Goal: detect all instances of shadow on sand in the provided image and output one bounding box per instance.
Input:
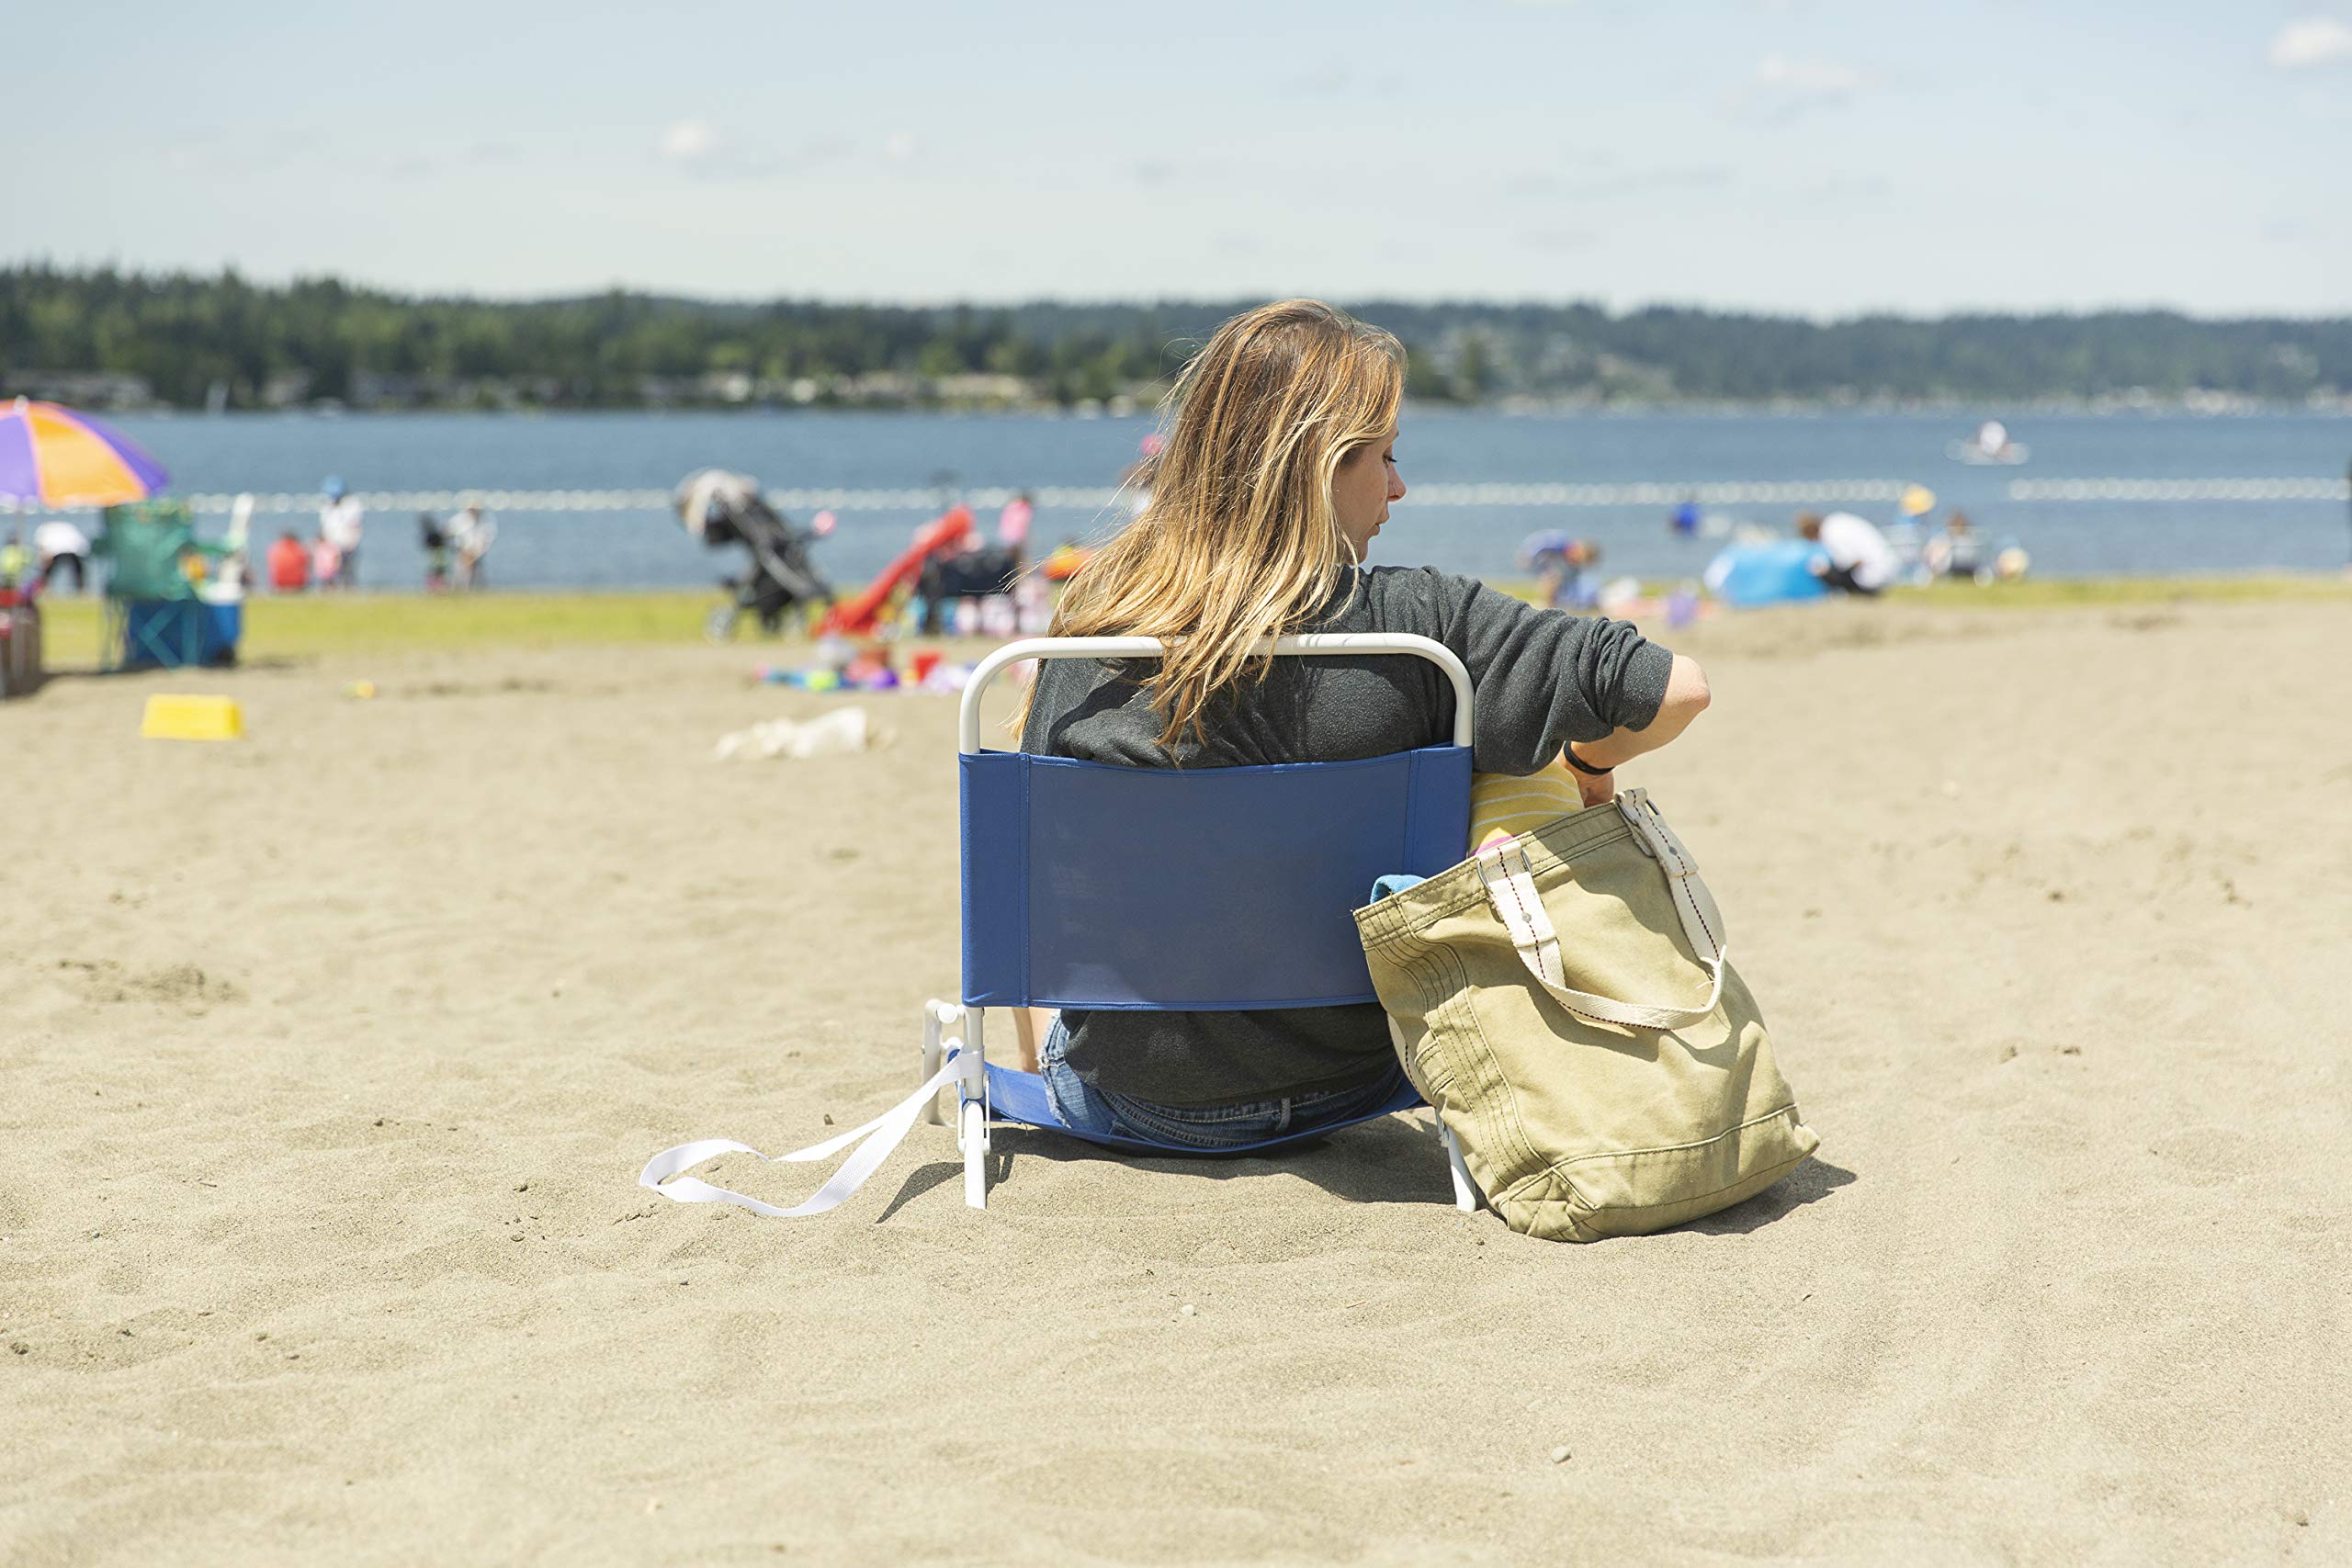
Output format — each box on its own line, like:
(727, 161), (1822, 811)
(880, 1119), (1856, 1233)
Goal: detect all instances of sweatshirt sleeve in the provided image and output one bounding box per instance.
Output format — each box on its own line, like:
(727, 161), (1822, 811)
(1420, 570), (1676, 775)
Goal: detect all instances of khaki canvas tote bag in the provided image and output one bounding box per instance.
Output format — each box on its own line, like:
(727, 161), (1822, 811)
(1355, 789), (1818, 1242)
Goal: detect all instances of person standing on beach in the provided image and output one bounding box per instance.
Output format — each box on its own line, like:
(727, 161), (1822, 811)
(448, 502), (497, 592)
(419, 513), (450, 592)
(34, 519), (91, 593)
(0, 527), (27, 589)
(320, 479), (364, 590)
(997, 490), (1035, 568)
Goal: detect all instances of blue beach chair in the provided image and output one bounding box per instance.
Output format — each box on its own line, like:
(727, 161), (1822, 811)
(639, 634), (1483, 1218)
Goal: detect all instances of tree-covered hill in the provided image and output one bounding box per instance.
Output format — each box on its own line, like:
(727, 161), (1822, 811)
(3, 265), (2346, 412)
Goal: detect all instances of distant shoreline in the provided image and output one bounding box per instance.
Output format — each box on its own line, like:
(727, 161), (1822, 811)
(14, 267), (2349, 413)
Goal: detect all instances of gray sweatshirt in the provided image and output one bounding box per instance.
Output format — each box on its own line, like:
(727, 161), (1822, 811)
(1020, 564), (1675, 1106)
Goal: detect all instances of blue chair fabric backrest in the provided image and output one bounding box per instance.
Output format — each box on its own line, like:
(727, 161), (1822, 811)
(961, 743), (1472, 1010)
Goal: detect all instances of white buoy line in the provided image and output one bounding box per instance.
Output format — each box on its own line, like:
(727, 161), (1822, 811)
(2005, 477), (2352, 502)
(167, 478), (1914, 516)
(115, 474), (2352, 516)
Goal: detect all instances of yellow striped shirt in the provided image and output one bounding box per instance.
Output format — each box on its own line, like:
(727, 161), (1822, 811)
(1468, 761), (1590, 851)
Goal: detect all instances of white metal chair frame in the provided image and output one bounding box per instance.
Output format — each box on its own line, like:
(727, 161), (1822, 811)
(926, 632), (1484, 1213)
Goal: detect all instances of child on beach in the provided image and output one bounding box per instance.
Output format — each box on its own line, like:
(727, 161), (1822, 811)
(311, 534), (343, 591)
(267, 531), (311, 592)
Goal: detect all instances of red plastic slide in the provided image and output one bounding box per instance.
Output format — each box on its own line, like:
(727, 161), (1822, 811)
(819, 504), (974, 637)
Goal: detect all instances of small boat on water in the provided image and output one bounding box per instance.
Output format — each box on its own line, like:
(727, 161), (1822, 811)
(1947, 419), (2030, 465)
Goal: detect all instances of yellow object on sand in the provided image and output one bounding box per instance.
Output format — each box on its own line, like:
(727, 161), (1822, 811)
(140, 694), (245, 741)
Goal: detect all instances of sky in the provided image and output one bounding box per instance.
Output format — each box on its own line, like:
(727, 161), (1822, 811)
(10, 0), (2352, 318)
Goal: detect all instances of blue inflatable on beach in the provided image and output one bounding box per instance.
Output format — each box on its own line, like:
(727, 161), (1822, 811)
(1705, 540), (1830, 608)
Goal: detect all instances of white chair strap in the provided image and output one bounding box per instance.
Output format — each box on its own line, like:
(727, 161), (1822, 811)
(639, 1049), (981, 1219)
(1475, 791), (1727, 1032)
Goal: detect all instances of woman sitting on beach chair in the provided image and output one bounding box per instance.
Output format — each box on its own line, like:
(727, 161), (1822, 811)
(1009, 299), (1714, 1149)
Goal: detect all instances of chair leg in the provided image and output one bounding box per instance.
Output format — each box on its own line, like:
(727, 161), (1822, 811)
(1442, 1123), (1479, 1213)
(920, 1000), (956, 1126)
(960, 1009), (989, 1210)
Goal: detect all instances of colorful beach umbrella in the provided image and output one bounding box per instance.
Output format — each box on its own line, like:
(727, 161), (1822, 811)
(0, 398), (171, 508)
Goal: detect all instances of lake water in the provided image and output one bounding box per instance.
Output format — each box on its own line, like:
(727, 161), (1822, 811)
(90, 409), (2352, 591)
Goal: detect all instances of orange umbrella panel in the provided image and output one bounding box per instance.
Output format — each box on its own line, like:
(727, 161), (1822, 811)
(0, 399), (171, 509)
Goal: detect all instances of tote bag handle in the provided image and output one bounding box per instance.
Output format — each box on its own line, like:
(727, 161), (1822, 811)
(1475, 790), (1728, 1032)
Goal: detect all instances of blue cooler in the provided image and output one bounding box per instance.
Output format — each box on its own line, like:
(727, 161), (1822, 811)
(121, 599), (242, 670)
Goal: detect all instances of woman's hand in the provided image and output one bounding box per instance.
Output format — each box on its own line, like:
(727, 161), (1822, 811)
(1566, 743), (1617, 807)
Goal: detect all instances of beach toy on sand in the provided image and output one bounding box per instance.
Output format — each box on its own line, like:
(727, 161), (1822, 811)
(347, 680), (378, 699)
(140, 694), (244, 741)
(820, 506), (974, 637)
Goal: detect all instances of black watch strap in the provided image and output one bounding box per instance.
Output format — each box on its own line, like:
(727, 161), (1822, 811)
(1564, 749), (1614, 777)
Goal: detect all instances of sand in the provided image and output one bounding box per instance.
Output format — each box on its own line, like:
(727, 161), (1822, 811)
(3, 597), (2346, 1565)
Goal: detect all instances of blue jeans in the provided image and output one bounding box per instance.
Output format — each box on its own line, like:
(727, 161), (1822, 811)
(1038, 1018), (1408, 1152)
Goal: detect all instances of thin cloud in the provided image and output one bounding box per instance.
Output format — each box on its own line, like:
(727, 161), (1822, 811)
(1518, 228), (1599, 252)
(1281, 67), (1351, 96)
(1755, 52), (1864, 97)
(1509, 164), (1728, 200)
(1735, 52), (1867, 122)
(653, 119), (790, 179)
(1800, 173), (1893, 208)
(659, 120), (720, 163)
(2268, 17), (2352, 69)
(1572, 166), (1732, 197)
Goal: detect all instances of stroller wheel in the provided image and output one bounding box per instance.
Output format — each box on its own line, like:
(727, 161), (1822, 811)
(705, 605), (740, 644)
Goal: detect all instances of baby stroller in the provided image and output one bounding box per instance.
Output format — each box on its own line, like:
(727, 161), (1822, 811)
(674, 469), (833, 641)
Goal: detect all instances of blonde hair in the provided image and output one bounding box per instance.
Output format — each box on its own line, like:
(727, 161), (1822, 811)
(1023, 299), (1404, 749)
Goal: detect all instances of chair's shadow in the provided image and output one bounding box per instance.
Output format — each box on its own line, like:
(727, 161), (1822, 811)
(879, 1128), (1858, 1233)
(876, 1113), (1477, 1222)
